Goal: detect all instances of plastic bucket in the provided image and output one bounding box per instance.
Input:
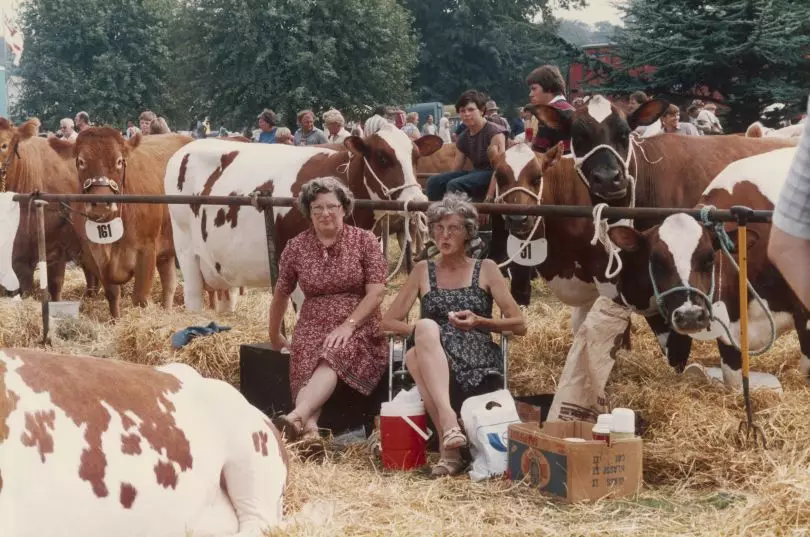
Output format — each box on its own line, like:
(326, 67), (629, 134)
(49, 301), (80, 319)
(379, 401), (430, 470)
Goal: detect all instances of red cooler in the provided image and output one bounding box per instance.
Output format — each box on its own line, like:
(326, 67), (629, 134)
(379, 401), (430, 470)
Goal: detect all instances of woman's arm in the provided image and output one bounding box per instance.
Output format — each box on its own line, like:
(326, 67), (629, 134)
(267, 291), (291, 348)
(381, 262), (425, 336)
(451, 259), (526, 335)
(452, 149), (467, 172)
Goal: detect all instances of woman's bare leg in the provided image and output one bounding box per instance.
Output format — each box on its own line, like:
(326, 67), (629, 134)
(291, 360), (338, 429)
(412, 319), (458, 433)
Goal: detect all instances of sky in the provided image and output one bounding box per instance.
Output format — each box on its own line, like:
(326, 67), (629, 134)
(556, 0), (625, 26)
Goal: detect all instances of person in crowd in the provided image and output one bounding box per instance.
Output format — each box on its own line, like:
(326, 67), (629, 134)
(697, 102), (723, 134)
(525, 64), (575, 154)
(275, 127), (294, 145)
(351, 120), (365, 138)
(484, 100), (510, 132)
(401, 112), (421, 140)
(74, 111), (91, 132)
(438, 113), (452, 144)
(382, 193), (526, 476)
(323, 109), (351, 144)
(268, 178), (388, 441)
(422, 114), (437, 136)
(125, 120), (141, 140)
(510, 108), (525, 140)
(687, 102), (703, 130)
(139, 110), (156, 134)
(149, 117), (170, 134)
(627, 91), (649, 114)
(294, 109), (328, 146)
(257, 109), (278, 143)
(660, 104), (700, 135)
(425, 90), (507, 201)
(59, 118), (78, 142)
(769, 99), (810, 309)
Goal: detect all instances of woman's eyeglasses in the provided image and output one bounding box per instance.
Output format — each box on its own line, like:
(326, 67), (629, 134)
(311, 203), (342, 215)
(432, 224), (464, 236)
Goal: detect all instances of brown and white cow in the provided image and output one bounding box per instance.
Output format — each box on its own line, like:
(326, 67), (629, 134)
(745, 120), (805, 139)
(166, 124), (443, 312)
(608, 147), (810, 388)
(0, 347), (287, 536)
(0, 118), (98, 299)
(49, 129), (192, 318)
(528, 95), (796, 213)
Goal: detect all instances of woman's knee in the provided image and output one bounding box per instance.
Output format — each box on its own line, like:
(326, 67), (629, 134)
(414, 318), (441, 343)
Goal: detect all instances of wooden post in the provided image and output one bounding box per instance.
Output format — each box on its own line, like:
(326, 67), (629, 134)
(35, 200), (50, 344)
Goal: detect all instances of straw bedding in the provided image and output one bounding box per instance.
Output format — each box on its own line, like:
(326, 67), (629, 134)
(1, 267), (808, 536)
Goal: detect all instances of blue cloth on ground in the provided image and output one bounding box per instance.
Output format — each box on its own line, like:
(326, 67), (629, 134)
(171, 321), (232, 349)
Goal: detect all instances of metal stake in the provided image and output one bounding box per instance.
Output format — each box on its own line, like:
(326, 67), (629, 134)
(34, 200), (50, 344)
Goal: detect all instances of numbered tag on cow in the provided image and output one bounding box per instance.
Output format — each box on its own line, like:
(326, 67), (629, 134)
(86, 217), (125, 244)
(506, 234), (548, 266)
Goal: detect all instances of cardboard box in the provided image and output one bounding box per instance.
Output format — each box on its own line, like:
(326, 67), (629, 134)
(507, 421), (642, 503)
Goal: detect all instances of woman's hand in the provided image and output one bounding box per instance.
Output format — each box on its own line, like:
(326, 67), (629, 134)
(269, 333), (290, 351)
(449, 310), (478, 331)
(324, 322), (356, 349)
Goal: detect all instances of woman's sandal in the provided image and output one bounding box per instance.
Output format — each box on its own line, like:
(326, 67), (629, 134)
(272, 413), (303, 442)
(442, 425), (467, 450)
(430, 457), (466, 477)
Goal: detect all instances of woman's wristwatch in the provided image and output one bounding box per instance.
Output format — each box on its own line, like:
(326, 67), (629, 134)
(346, 318), (357, 329)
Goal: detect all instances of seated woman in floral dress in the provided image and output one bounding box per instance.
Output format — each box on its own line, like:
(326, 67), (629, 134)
(268, 178), (388, 441)
(382, 193), (527, 476)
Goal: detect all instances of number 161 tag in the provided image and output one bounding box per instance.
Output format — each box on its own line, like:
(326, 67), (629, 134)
(85, 217), (125, 244)
(506, 235), (548, 267)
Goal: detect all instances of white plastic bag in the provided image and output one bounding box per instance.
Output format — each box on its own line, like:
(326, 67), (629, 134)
(460, 389), (521, 482)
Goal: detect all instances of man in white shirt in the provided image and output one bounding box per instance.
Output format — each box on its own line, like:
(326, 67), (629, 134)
(59, 118), (78, 141)
(322, 109), (351, 144)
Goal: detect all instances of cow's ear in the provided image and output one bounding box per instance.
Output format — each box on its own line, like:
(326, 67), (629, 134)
(344, 135), (368, 157)
(539, 141), (564, 173)
(608, 225), (646, 253)
(16, 118), (40, 141)
(125, 132), (142, 153)
(48, 137), (76, 159)
(526, 104), (571, 136)
(627, 99), (669, 130)
(415, 134), (443, 157)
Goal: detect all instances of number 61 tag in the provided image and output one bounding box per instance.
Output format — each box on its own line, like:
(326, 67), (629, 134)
(506, 234), (548, 266)
(85, 217), (125, 244)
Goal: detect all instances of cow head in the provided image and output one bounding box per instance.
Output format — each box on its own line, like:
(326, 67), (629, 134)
(489, 142), (563, 238)
(609, 213), (729, 334)
(344, 124), (442, 203)
(527, 95), (668, 204)
(0, 118), (40, 187)
(50, 127), (140, 222)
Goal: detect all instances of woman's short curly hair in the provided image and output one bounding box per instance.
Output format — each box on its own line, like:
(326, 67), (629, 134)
(297, 177), (354, 220)
(426, 192), (479, 243)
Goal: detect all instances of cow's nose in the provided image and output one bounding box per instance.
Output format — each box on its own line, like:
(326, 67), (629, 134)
(507, 214), (528, 226)
(592, 166), (622, 187)
(673, 307), (709, 329)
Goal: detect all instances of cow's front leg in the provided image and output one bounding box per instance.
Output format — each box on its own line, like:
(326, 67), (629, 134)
(47, 259), (67, 302)
(104, 282), (122, 319)
(717, 339), (743, 390)
(156, 254), (177, 310)
(132, 246), (157, 308)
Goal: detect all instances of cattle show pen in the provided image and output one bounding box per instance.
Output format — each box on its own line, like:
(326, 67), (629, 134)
(10, 190), (776, 446)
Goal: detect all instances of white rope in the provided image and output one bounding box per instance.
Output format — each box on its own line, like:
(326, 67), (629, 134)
(494, 177), (544, 268)
(590, 203), (625, 280)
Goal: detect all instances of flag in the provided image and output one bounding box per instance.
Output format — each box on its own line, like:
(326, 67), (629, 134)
(3, 10), (23, 67)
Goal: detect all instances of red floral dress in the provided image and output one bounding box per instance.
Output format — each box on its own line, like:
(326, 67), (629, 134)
(276, 225), (388, 398)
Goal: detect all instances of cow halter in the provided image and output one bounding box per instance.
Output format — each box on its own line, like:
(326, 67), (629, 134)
(0, 140), (21, 193)
(493, 174), (544, 268)
(570, 139), (637, 209)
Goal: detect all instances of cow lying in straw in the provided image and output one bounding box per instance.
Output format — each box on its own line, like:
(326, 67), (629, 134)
(0, 348), (287, 537)
(608, 147), (810, 389)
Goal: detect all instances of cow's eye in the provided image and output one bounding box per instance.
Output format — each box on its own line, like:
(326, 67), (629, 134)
(0, 143), (7, 151)
(700, 252), (715, 273)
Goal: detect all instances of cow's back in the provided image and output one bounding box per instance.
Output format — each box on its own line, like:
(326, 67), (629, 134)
(0, 348), (285, 537)
(415, 143), (470, 182)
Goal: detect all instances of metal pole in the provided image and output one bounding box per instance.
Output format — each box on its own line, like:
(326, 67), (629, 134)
(382, 213), (389, 263)
(259, 191), (286, 336)
(35, 200), (50, 344)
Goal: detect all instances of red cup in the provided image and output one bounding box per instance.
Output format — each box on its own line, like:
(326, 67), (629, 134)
(524, 127), (534, 144)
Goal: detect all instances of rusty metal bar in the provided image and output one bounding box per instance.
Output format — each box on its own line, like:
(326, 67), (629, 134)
(10, 192), (773, 224)
(34, 200), (50, 344)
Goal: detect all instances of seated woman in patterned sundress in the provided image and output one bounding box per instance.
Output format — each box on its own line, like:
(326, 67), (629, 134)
(382, 193), (527, 477)
(268, 178), (388, 442)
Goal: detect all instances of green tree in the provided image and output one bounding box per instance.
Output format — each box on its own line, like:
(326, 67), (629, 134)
(182, 0), (419, 131)
(14, 0), (177, 129)
(609, 0), (810, 130)
(402, 0), (585, 117)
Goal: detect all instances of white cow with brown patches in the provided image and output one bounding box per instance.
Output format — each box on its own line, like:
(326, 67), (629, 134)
(608, 147), (810, 388)
(0, 348), (287, 537)
(165, 125), (442, 312)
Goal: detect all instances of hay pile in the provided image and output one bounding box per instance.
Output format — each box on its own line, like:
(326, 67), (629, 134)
(3, 267), (810, 535)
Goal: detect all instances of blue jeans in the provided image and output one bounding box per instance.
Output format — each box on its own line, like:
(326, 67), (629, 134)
(426, 169), (493, 201)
